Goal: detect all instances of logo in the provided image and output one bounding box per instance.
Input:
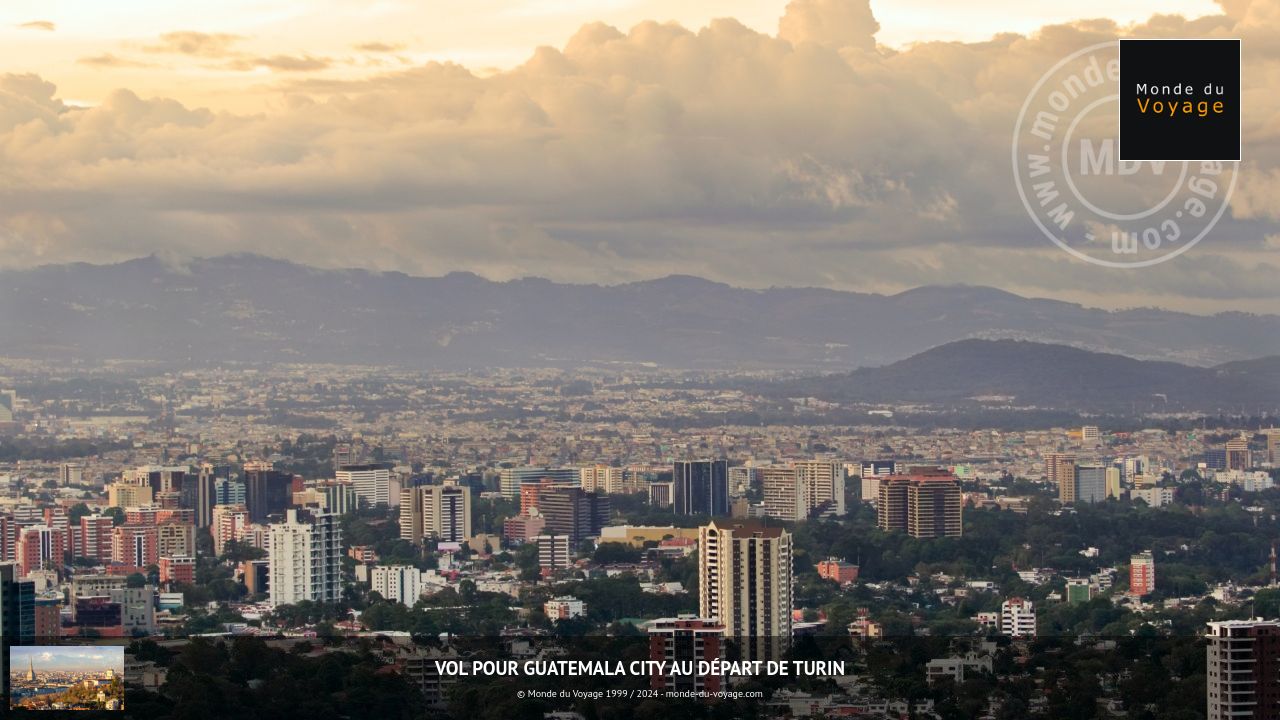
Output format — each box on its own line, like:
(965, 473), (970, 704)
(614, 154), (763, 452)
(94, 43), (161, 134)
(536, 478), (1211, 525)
(1012, 41), (1237, 268)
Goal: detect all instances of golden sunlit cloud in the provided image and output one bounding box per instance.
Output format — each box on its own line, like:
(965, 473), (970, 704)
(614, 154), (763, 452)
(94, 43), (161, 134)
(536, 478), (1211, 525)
(0, 0), (1276, 314)
(17, 20), (55, 31)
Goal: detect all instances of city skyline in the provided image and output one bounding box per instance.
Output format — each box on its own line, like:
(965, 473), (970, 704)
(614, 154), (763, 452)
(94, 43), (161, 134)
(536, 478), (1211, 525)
(9, 647), (124, 674)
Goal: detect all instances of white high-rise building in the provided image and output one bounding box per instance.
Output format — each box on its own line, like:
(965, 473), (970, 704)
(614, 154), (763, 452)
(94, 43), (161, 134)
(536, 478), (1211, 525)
(400, 481), (472, 544)
(337, 463), (393, 509)
(1000, 597), (1036, 637)
(268, 509), (343, 606)
(698, 520), (793, 662)
(371, 565), (424, 606)
(499, 467), (579, 499)
(1206, 620), (1280, 720)
(579, 466), (624, 494)
(759, 462), (846, 520)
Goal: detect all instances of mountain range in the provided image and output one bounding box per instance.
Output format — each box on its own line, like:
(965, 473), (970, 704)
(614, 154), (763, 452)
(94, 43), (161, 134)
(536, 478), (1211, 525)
(774, 339), (1280, 413)
(2, 254), (1279, 370)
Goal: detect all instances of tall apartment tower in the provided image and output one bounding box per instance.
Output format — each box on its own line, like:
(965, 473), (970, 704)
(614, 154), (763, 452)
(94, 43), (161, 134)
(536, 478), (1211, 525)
(1045, 453), (1078, 503)
(760, 466), (810, 521)
(877, 470), (963, 538)
(337, 463), (394, 509)
(579, 465), (624, 494)
(698, 520), (793, 662)
(1207, 620), (1280, 720)
(268, 509), (343, 606)
(401, 481), (473, 544)
(794, 461), (846, 517)
(78, 515), (115, 564)
(1, 563), (35, 685)
(539, 487), (610, 544)
(195, 463), (233, 528)
(244, 461), (295, 522)
(1074, 464), (1108, 504)
(760, 461), (847, 520)
(1130, 551), (1156, 597)
(674, 460), (729, 516)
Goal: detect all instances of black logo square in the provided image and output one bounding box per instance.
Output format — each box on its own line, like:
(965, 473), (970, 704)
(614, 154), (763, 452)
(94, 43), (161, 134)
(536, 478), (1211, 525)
(1119, 39), (1240, 161)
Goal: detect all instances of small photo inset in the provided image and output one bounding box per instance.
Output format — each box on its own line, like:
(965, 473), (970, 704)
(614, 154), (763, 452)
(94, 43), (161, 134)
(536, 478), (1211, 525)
(9, 646), (125, 711)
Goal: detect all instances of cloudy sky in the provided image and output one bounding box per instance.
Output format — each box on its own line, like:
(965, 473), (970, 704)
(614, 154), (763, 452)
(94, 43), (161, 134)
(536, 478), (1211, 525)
(11, 646), (123, 673)
(1, 0), (1278, 313)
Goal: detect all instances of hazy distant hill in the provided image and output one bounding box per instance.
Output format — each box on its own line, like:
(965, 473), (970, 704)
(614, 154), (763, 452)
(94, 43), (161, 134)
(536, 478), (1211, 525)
(2, 254), (1279, 370)
(776, 339), (1280, 413)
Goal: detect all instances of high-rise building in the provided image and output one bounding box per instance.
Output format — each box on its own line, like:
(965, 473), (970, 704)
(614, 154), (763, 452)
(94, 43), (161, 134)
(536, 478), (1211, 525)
(195, 463), (233, 529)
(215, 478), (247, 506)
(1206, 620), (1280, 720)
(0, 562), (34, 686)
(760, 462), (846, 520)
(111, 524), (159, 569)
(1130, 551), (1155, 597)
(0, 562), (35, 643)
(294, 480), (356, 516)
(78, 515), (115, 563)
(698, 520), (792, 662)
(59, 463), (84, 487)
(540, 487), (610, 544)
(268, 509), (343, 606)
(760, 466), (809, 521)
(647, 616), (725, 693)
(211, 504), (251, 556)
(244, 461), (295, 522)
(371, 565), (424, 606)
(536, 534), (572, 576)
(499, 467), (580, 500)
(1266, 430), (1280, 465)
(156, 522), (195, 559)
(1000, 597), (1036, 637)
(337, 463), (395, 508)
(1105, 467), (1123, 499)
(859, 460), (896, 504)
(1045, 453), (1077, 503)
(876, 470), (962, 538)
(17, 525), (64, 576)
(1226, 436), (1251, 472)
(728, 466), (761, 498)
(794, 461), (846, 517)
(579, 465), (624, 494)
(107, 482), (154, 508)
(129, 465), (190, 497)
(674, 460), (729, 516)
(401, 481), (473, 544)
(1074, 464), (1107, 504)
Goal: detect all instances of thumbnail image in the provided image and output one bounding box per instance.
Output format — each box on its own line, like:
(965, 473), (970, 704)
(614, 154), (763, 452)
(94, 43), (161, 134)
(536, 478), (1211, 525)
(9, 646), (124, 711)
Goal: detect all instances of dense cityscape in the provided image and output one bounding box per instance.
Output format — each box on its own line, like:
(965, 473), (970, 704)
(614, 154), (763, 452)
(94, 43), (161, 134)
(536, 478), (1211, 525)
(0, 361), (1277, 719)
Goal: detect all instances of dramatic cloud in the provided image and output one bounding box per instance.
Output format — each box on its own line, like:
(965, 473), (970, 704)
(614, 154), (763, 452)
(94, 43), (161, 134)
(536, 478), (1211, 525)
(18, 21), (55, 32)
(1, 0), (1279, 312)
(144, 31), (243, 58)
